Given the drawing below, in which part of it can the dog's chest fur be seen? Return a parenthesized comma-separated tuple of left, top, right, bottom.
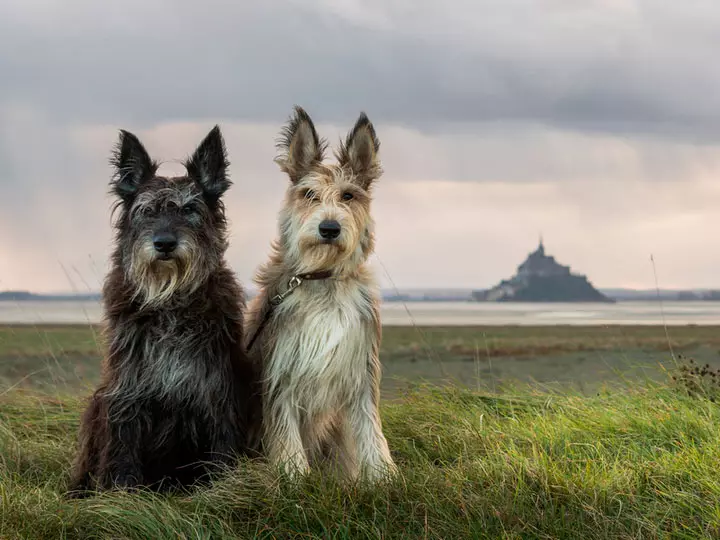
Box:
(106, 310, 231, 415)
(268, 280, 376, 412)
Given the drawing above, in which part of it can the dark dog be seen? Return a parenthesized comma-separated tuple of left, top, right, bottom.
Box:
(67, 126, 261, 497)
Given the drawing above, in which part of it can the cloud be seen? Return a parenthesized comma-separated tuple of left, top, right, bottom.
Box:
(1, 0, 720, 139)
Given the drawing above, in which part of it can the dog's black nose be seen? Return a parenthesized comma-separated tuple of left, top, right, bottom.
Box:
(319, 220, 341, 240)
(153, 232, 178, 254)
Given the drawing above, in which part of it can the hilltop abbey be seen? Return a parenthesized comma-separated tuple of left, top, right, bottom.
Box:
(472, 238, 613, 303)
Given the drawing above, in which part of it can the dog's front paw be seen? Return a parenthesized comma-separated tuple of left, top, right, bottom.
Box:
(65, 487, 94, 499)
(277, 454, 311, 480)
(360, 457, 398, 484)
(111, 470, 144, 492)
(283, 461, 311, 480)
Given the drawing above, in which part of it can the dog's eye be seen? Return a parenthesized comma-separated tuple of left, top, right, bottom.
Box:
(304, 190, 317, 201)
(181, 205, 196, 215)
(341, 192, 354, 202)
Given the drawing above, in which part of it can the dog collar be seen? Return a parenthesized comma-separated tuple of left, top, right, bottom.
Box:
(269, 270, 333, 306)
(247, 270, 334, 352)
(296, 270, 333, 281)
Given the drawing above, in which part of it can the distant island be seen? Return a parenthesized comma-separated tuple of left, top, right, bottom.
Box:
(472, 239, 614, 303)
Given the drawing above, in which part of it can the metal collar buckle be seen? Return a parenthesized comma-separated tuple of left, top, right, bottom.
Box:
(270, 275, 303, 306)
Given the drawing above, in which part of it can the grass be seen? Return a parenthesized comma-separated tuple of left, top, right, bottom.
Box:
(2, 323, 719, 396)
(5, 324, 720, 360)
(2, 384, 720, 538)
(1, 324, 720, 538)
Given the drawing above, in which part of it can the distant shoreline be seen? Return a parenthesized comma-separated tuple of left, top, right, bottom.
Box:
(3, 290, 720, 303)
(4, 299, 720, 325)
(0, 292, 101, 302)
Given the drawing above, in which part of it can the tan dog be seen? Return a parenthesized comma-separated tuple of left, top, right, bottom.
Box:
(245, 106, 396, 482)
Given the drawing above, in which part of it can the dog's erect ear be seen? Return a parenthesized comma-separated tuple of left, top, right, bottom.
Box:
(185, 125, 232, 201)
(275, 106, 326, 183)
(336, 112, 382, 190)
(110, 130, 158, 200)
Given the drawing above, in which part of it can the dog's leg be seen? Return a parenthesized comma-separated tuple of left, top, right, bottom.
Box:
(348, 394, 396, 482)
(206, 412, 245, 474)
(348, 358, 397, 483)
(326, 416, 360, 481)
(67, 394, 104, 497)
(209, 436, 237, 469)
(97, 402, 146, 490)
(264, 400, 309, 478)
(103, 431, 145, 489)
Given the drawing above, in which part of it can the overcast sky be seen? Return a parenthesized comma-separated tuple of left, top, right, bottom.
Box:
(2, 0, 720, 293)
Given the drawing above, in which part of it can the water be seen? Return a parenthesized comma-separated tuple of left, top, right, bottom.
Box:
(2, 300, 720, 325)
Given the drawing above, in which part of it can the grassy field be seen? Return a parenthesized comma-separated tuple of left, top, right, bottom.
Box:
(1, 323, 718, 395)
(1, 324, 720, 538)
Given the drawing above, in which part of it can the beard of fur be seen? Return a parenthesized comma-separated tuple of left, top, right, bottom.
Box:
(296, 241, 347, 272)
(128, 238, 208, 308)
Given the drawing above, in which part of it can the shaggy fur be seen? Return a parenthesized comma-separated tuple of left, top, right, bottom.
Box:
(67, 126, 261, 497)
(245, 106, 397, 482)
